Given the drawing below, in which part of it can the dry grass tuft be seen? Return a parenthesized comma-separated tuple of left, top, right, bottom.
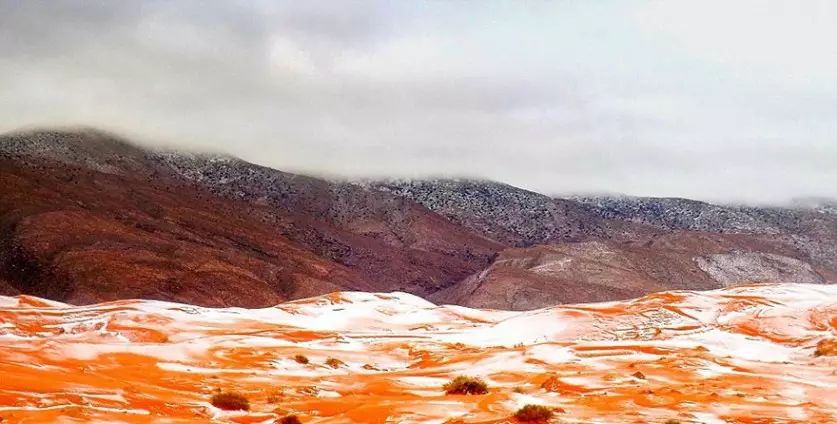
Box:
(814, 339, 837, 357)
(443, 376, 489, 395)
(325, 357, 346, 369)
(279, 415, 302, 424)
(513, 404, 553, 422)
(210, 391, 249, 411)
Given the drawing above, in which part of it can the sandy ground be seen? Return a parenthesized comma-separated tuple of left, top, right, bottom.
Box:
(1, 283, 836, 423)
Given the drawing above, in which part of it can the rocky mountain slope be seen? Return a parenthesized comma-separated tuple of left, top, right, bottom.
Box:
(0, 129, 500, 307)
(431, 233, 822, 310)
(2, 283, 836, 422)
(152, 154, 503, 296)
(372, 179, 837, 309)
(572, 195, 781, 233)
(368, 179, 660, 247)
(0, 152, 374, 307)
(575, 195, 837, 277)
(2, 128, 837, 310)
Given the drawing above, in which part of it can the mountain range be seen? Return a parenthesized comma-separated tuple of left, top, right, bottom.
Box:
(2, 128, 836, 310)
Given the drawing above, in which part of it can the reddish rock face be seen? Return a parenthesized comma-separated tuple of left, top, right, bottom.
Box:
(0, 130, 501, 307)
(0, 159, 370, 307)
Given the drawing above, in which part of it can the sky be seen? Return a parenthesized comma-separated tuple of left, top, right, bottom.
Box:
(1, 1, 836, 204)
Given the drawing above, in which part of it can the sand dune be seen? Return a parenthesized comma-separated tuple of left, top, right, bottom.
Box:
(1, 283, 836, 423)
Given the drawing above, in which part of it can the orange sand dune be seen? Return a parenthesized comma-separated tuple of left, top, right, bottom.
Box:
(1, 283, 837, 423)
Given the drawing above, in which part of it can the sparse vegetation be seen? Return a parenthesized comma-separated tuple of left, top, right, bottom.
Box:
(663, 420, 681, 424)
(513, 387, 526, 394)
(514, 404, 553, 422)
(266, 390, 284, 403)
(293, 354, 310, 364)
(210, 391, 250, 411)
(443, 376, 489, 395)
(540, 375, 561, 392)
(325, 357, 345, 369)
(814, 339, 837, 357)
(279, 415, 302, 424)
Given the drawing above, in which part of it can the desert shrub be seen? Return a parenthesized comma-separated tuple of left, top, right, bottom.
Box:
(663, 420, 681, 424)
(293, 354, 310, 364)
(325, 357, 345, 369)
(279, 415, 302, 424)
(210, 391, 250, 411)
(814, 339, 837, 357)
(540, 375, 561, 392)
(514, 404, 553, 422)
(513, 387, 526, 394)
(266, 390, 284, 403)
(443, 376, 489, 395)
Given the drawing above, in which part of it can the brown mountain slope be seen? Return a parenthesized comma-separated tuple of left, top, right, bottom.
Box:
(0, 159, 373, 306)
(155, 154, 504, 295)
(432, 231, 829, 310)
(0, 129, 502, 306)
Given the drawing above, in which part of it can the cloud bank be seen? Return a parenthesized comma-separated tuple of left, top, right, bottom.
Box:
(1, 0, 836, 203)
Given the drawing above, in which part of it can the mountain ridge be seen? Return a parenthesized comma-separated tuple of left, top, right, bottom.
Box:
(2, 128, 836, 310)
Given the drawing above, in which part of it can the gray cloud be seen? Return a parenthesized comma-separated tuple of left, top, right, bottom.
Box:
(1, 0, 836, 204)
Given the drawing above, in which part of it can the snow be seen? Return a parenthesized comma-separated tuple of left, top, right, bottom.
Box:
(524, 344, 578, 364)
(3, 284, 837, 422)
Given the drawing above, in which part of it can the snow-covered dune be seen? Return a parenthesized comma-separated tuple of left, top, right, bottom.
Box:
(1, 284, 837, 423)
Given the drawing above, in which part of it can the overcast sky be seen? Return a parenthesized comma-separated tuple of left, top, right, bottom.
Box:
(1, 1, 836, 203)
